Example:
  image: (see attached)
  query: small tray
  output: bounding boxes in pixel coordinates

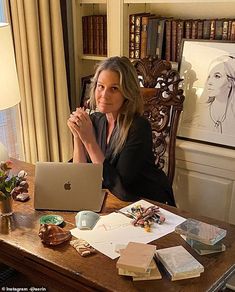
[40,215,64,226]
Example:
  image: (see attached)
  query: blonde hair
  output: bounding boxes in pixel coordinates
[89,56,143,156]
[207,55,235,104]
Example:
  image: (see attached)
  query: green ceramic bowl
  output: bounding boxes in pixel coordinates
[39,214,64,225]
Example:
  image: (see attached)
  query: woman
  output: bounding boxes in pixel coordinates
[67,56,175,206]
[204,55,235,134]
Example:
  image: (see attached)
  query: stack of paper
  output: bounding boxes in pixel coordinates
[70,199,186,259]
[156,245,204,281]
[175,218,227,255]
[116,242,162,281]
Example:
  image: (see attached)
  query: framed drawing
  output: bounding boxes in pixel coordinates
[178,39,235,148]
[80,75,93,107]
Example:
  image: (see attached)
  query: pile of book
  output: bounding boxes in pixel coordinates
[129,13,235,62]
[155,245,204,281]
[129,13,166,60]
[82,15,107,56]
[175,218,227,255]
[116,242,162,281]
[116,242,205,281]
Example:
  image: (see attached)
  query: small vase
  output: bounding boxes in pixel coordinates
[0,196,13,216]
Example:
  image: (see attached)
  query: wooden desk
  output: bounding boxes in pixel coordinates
[0,159,235,292]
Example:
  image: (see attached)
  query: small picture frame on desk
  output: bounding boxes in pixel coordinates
[80,75,93,107]
[178,39,235,149]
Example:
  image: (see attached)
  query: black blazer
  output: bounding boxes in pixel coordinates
[90,112,175,206]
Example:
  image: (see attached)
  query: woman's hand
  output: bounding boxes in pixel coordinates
[67,114,80,138]
[68,107,104,164]
[68,108,96,144]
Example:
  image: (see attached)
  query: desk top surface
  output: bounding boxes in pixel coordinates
[0,159,235,292]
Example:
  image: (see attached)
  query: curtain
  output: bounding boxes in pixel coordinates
[5,0,73,163]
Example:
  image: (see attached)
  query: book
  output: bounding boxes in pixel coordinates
[82,16,89,54]
[87,15,94,54]
[185,237,226,255]
[191,20,198,39]
[222,20,229,40]
[116,242,156,273]
[175,218,227,245]
[185,20,192,39]
[146,17,159,57]
[215,19,223,40]
[118,267,151,277]
[228,19,233,40]
[103,15,107,55]
[140,15,150,59]
[96,15,105,56]
[99,15,105,56]
[176,20,184,62]
[230,20,235,40]
[129,14,136,59]
[209,19,216,39]
[197,20,204,39]
[171,19,177,62]
[156,245,204,281]
[93,15,99,55]
[132,261,162,281]
[203,19,211,39]
[118,258,155,276]
[118,258,162,281]
[165,19,172,61]
[134,14,143,59]
[156,19,166,59]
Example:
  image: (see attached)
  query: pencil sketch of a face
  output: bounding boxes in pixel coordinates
[203,55,235,134]
[206,62,231,102]
[178,41,235,147]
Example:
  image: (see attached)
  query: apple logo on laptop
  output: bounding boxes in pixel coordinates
[64,181,71,190]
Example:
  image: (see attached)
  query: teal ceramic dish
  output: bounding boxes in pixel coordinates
[39,215,64,225]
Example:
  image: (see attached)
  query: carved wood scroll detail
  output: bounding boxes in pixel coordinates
[133,57,185,186]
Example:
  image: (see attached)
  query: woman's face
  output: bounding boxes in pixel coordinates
[95,69,125,117]
[206,63,230,101]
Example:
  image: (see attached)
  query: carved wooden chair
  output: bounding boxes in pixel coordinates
[132,57,185,186]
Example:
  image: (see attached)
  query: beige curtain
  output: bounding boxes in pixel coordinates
[5,0,73,163]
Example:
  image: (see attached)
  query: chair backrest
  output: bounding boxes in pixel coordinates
[132,57,185,186]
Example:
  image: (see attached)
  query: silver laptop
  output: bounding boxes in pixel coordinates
[34,162,104,212]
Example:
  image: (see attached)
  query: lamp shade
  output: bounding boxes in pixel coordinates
[0,22,21,110]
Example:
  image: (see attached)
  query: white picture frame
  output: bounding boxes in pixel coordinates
[178,39,235,148]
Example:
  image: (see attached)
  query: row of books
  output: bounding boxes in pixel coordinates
[129,13,235,62]
[82,15,107,56]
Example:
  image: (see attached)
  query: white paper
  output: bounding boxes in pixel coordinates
[70,199,186,259]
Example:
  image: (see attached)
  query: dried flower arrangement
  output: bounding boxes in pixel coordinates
[0,160,29,202]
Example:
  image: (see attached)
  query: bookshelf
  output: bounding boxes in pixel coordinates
[73,0,235,224]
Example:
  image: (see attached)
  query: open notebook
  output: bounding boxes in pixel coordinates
[34,162,105,212]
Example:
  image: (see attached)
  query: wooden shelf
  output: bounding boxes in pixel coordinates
[80,0,106,4]
[124,0,235,3]
[81,55,107,61]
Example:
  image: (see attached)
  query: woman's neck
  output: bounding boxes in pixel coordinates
[209,97,230,133]
[210,99,227,120]
[106,112,118,123]
[106,114,117,145]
